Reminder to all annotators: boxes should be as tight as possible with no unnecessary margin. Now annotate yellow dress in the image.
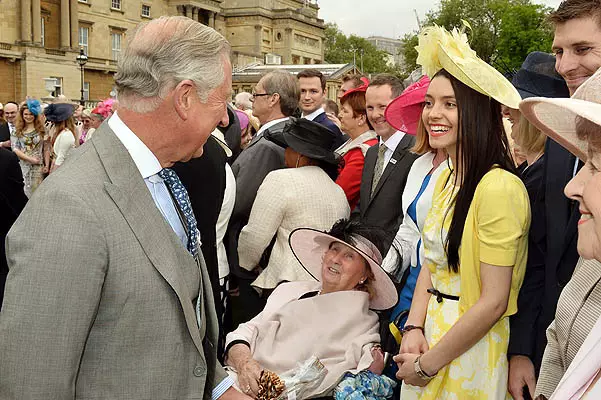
[401,167,530,400]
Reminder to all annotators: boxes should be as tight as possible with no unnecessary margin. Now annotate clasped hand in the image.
[393,329,431,387]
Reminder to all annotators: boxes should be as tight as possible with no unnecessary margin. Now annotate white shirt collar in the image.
[108,111,162,179]
[302,108,325,121]
[380,130,406,152]
[256,116,289,137]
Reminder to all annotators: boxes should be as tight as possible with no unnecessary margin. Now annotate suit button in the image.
[194,365,205,377]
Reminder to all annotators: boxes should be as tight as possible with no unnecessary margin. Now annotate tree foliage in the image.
[323,23,395,75]
[399,0,553,76]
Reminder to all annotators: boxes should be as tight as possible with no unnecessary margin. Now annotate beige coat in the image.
[537,258,601,398]
[225,281,379,398]
[238,166,350,289]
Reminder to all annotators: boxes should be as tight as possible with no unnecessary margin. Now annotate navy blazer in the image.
[312,112,346,150]
[508,139,580,373]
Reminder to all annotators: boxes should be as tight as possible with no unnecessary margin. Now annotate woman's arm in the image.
[398,263,433,355]
[13,148,41,165]
[227,343,264,398]
[411,262,513,379]
[237,172,287,271]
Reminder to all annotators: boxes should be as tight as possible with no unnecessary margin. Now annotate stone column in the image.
[70,0,78,49]
[32,0,42,44]
[209,12,215,28]
[254,25,262,55]
[21,0,32,43]
[184,5,193,18]
[191,7,198,22]
[60,0,70,48]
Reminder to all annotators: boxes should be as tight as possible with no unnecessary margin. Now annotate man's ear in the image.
[173,79,196,120]
[268,92,280,108]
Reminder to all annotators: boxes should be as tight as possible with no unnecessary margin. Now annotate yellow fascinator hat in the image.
[415,22,521,109]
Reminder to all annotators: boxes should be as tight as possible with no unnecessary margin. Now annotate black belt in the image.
[428,288,460,303]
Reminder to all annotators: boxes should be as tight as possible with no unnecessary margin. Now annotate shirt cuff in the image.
[212,375,235,400]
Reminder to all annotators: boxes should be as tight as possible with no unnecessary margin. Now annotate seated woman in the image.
[334,81,377,210]
[225,218,398,399]
[520,68,601,399]
[237,118,349,292]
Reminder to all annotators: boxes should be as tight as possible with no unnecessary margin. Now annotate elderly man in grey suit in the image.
[0,17,250,400]
[226,70,299,325]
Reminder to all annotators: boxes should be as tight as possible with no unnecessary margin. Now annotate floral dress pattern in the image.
[14,130,44,198]
[401,174,511,400]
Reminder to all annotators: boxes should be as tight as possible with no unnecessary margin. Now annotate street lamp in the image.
[76,47,88,106]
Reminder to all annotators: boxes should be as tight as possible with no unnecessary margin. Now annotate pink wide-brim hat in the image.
[235,109,250,131]
[288,228,397,310]
[384,75,430,135]
[520,67,601,162]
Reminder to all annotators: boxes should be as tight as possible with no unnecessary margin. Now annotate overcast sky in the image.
[317,0,563,39]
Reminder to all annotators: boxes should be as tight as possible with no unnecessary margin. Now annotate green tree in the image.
[399,0,553,76]
[323,23,391,75]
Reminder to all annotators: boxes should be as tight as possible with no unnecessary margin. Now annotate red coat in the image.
[336,137,378,210]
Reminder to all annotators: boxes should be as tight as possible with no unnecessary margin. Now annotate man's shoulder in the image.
[0,146,18,164]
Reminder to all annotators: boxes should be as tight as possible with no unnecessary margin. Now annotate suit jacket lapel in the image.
[91,126,204,353]
[368,135,414,204]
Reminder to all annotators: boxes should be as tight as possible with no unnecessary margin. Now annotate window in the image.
[83,82,90,101]
[41,18,45,46]
[111,0,121,10]
[141,4,150,17]
[111,32,122,61]
[79,26,89,55]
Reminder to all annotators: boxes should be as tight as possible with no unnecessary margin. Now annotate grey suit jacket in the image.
[536,257,601,398]
[0,123,227,399]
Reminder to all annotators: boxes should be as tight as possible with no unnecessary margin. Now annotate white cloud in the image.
[317,0,563,38]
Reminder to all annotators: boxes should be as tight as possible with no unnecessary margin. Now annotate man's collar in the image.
[108,112,162,179]
[302,108,325,121]
[379,130,407,151]
[257,117,289,137]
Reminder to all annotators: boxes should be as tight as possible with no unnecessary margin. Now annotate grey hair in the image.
[115,16,231,113]
[234,92,252,111]
[261,70,300,117]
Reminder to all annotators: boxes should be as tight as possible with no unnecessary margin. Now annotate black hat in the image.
[512,52,569,99]
[264,118,341,165]
[44,103,75,122]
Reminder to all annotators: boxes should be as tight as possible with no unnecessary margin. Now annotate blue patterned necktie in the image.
[158,168,198,257]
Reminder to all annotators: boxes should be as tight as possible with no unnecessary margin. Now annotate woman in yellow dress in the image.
[394,25,531,399]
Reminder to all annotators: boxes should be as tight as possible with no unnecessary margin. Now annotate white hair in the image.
[114,16,231,113]
[234,92,252,111]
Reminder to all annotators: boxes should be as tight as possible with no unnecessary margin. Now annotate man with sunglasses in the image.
[227,70,300,326]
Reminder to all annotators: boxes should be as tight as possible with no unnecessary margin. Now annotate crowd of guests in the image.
[1,0,601,399]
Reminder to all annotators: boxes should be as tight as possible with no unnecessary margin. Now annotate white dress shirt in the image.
[256,117,289,138]
[302,107,325,121]
[108,113,187,249]
[380,130,407,166]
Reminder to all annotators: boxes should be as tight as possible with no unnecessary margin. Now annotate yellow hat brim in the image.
[438,44,522,109]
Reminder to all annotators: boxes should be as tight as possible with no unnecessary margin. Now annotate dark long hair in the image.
[435,69,516,272]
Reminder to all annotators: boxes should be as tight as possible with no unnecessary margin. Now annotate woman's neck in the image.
[348,126,370,140]
[448,148,463,183]
[24,123,34,131]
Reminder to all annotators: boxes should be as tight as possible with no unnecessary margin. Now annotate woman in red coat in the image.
[335,84,378,210]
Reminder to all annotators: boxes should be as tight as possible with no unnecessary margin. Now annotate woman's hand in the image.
[368,345,385,374]
[326,113,342,129]
[393,353,430,387]
[30,156,41,165]
[237,358,263,398]
[400,329,429,355]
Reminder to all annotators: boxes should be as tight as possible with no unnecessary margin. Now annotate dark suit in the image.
[173,136,228,358]
[312,111,345,150]
[226,120,288,325]
[0,122,11,145]
[509,139,581,373]
[0,148,27,308]
[359,134,417,252]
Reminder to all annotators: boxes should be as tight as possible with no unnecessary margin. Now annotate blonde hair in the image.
[15,101,45,139]
[412,118,434,155]
[516,114,546,155]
